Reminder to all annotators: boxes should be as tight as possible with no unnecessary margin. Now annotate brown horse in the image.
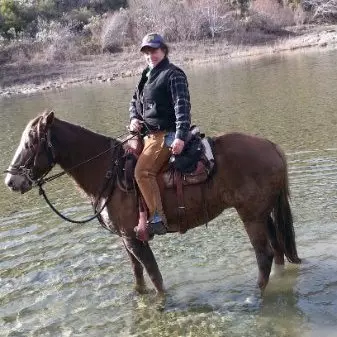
[4,111,301,294]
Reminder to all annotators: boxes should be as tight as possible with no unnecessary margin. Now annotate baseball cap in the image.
[140,33,165,51]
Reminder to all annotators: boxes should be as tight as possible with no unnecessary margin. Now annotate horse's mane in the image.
[23,115,42,140]
[53,117,112,142]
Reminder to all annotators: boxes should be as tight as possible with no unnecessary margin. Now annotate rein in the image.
[37,130,132,185]
[36,132,134,224]
[6,129,137,224]
[37,160,118,224]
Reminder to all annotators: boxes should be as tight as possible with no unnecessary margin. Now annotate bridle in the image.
[4,126,135,224]
[5,129,56,186]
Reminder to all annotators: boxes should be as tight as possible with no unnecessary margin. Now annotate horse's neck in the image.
[51,119,117,196]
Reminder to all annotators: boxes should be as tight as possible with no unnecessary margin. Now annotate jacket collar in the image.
[138,57,170,92]
[147,57,170,78]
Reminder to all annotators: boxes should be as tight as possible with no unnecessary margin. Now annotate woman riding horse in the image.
[4,111,301,294]
[129,33,192,242]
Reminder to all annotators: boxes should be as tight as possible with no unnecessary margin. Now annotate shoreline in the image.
[1,24,336,98]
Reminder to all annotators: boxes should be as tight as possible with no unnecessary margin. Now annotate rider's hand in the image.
[129,118,142,132]
[171,139,185,155]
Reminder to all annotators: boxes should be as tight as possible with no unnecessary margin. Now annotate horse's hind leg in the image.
[241,216,274,291]
[122,237,165,294]
[267,215,285,276]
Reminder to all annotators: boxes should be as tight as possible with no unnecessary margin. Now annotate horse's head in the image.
[4,111,55,193]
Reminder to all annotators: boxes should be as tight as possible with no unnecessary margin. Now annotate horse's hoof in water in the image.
[156,294,166,306]
[271,263,285,277]
[134,284,149,294]
[154,290,167,310]
[156,290,166,298]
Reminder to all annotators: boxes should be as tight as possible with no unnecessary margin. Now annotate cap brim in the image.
[140,42,161,52]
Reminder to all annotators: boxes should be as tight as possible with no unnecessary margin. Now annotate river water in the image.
[1,49,337,337]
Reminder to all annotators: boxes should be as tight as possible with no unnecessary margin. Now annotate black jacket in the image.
[129,57,191,141]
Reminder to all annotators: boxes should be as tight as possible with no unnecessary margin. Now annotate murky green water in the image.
[1,49,337,337]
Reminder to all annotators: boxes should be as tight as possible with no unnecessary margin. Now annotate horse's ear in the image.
[42,110,54,127]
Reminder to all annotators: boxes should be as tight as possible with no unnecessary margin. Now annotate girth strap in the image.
[174,171,187,233]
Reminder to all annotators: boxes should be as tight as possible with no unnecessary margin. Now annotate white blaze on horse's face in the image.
[4,120,37,193]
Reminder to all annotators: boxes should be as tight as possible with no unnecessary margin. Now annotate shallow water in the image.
[1,49,337,337]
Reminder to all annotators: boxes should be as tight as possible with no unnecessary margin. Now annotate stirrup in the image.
[147,221,167,235]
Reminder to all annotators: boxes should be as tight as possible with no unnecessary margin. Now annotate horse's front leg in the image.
[122,237,165,294]
[122,239,146,293]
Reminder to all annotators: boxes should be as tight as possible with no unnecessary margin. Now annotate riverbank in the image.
[1,24,336,98]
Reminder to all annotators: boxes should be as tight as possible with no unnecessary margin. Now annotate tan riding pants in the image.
[134,131,171,222]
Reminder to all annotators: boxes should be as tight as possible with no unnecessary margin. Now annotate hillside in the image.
[1,24,336,98]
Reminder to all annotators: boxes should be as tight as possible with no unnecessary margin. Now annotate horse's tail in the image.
[270,145,301,264]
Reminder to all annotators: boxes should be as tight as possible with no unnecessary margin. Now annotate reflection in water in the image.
[1,49,337,336]
[125,271,306,337]
[258,266,307,337]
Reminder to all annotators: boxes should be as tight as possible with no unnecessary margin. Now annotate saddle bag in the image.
[169,135,203,174]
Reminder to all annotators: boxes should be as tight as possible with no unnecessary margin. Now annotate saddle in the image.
[120,129,215,233]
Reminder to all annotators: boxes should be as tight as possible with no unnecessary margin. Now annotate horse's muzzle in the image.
[4,173,32,194]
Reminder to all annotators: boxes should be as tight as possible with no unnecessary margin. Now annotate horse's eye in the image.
[24,135,35,149]
[28,131,38,145]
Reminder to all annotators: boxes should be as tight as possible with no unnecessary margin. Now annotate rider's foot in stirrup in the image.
[148,212,167,235]
[134,212,167,241]
[134,221,166,240]
[147,220,167,235]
